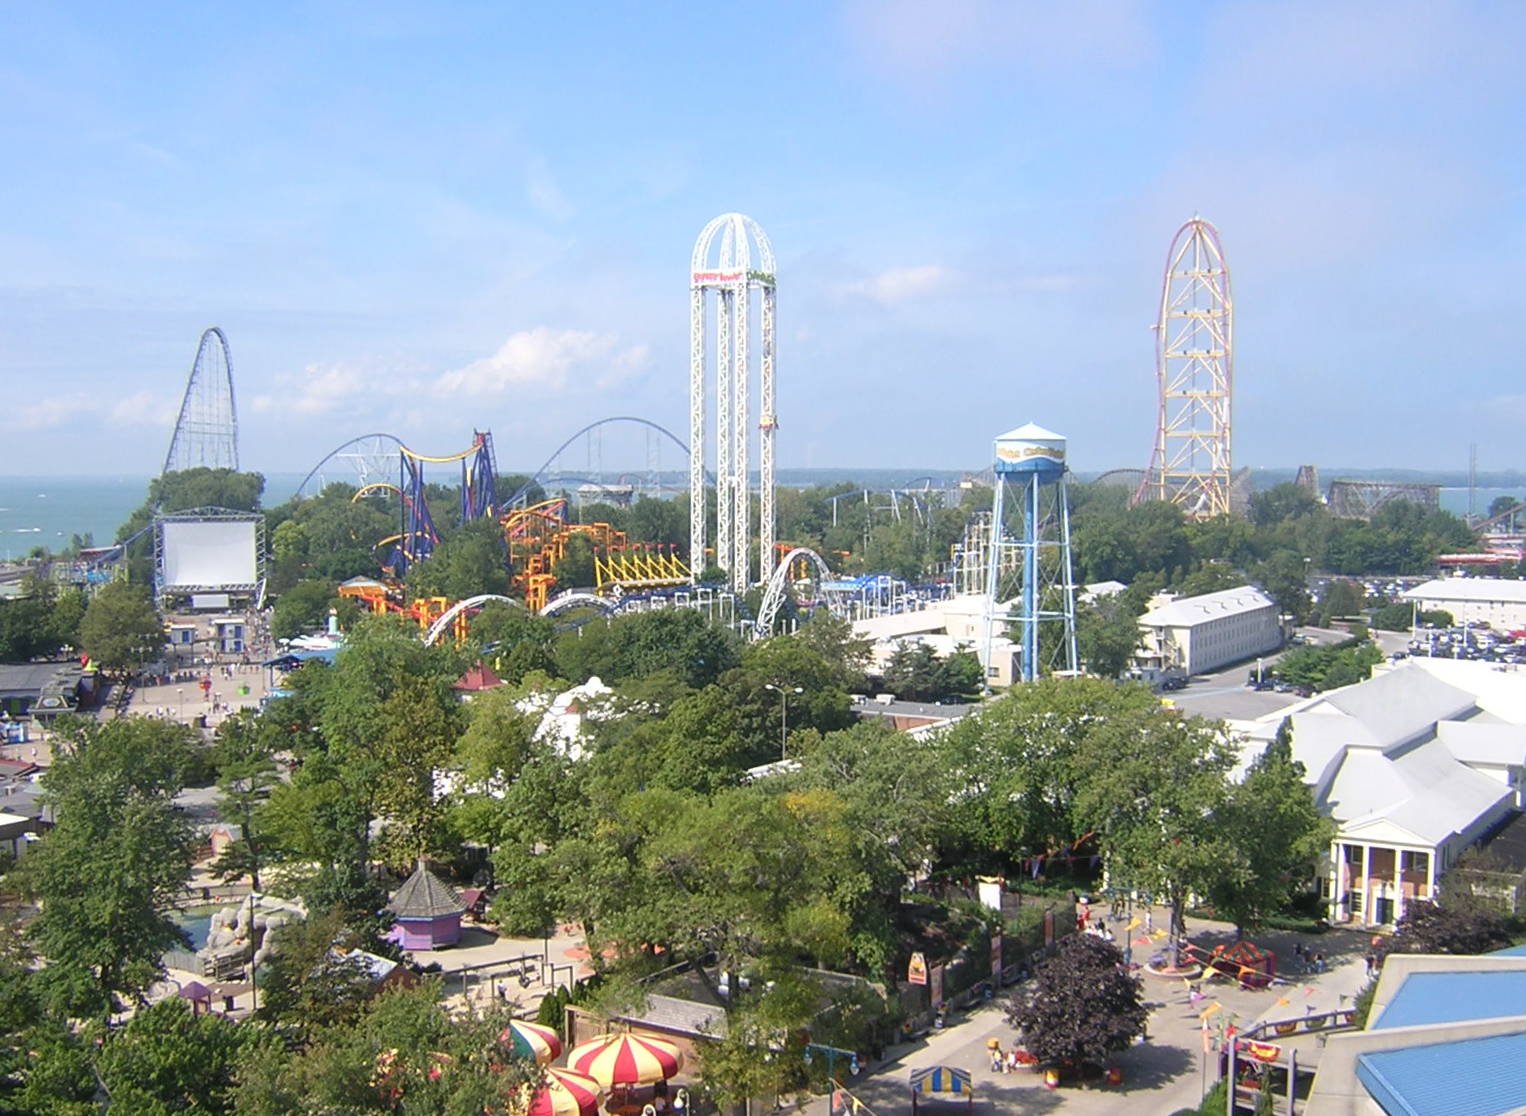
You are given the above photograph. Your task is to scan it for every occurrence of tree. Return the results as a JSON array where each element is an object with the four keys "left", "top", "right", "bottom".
[
  {"left": 1006, "top": 933, "right": 1147, "bottom": 1071},
  {"left": 1316, "top": 579, "right": 1366, "bottom": 625},
  {"left": 237, "top": 981, "right": 541, "bottom": 1114},
  {"left": 1487, "top": 494, "right": 1522, "bottom": 520},
  {"left": 19, "top": 717, "right": 198, "bottom": 1019},
  {"left": 271, "top": 579, "right": 339, "bottom": 641},
  {"left": 1392, "top": 898, "right": 1513, "bottom": 955},
  {"left": 1076, "top": 595, "right": 1143, "bottom": 679},
  {"left": 255, "top": 909, "right": 382, "bottom": 1040},
  {"left": 78, "top": 581, "right": 164, "bottom": 675},
  {"left": 209, "top": 710, "right": 282, "bottom": 890},
  {"left": 1207, "top": 724, "right": 1333, "bottom": 930},
  {"left": 1072, "top": 706, "right": 1237, "bottom": 952},
  {"left": 95, "top": 997, "right": 262, "bottom": 1114},
  {"left": 405, "top": 518, "right": 508, "bottom": 601}
]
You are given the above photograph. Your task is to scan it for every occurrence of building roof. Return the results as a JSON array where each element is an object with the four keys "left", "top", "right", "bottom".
[
  {"left": 1357, "top": 1031, "right": 1526, "bottom": 1116},
  {"left": 386, "top": 863, "right": 466, "bottom": 919},
  {"left": 1404, "top": 576, "right": 1526, "bottom": 604},
  {"left": 454, "top": 662, "right": 505, "bottom": 692},
  {"left": 1235, "top": 661, "right": 1518, "bottom": 848},
  {"left": 1139, "top": 585, "right": 1275, "bottom": 628},
  {"left": 1373, "top": 970, "right": 1526, "bottom": 1030},
  {"left": 1437, "top": 720, "right": 1526, "bottom": 769}
]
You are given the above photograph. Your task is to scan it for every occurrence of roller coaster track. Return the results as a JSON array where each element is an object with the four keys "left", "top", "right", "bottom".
[
  {"left": 422, "top": 594, "right": 523, "bottom": 646},
  {"left": 753, "top": 546, "right": 835, "bottom": 638},
  {"left": 506, "top": 416, "right": 707, "bottom": 508}
]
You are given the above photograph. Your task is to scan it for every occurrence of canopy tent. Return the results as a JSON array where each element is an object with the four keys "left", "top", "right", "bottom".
[
  {"left": 525, "top": 1068, "right": 603, "bottom": 1116},
  {"left": 910, "top": 1065, "right": 973, "bottom": 1113},
  {"left": 566, "top": 1033, "right": 684, "bottom": 1088},
  {"left": 502, "top": 1019, "right": 564, "bottom": 1066}
]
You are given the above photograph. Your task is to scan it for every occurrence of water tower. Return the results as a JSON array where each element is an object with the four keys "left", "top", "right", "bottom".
[{"left": 982, "top": 423, "right": 1078, "bottom": 684}]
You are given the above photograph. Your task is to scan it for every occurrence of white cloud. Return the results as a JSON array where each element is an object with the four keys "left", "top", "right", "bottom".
[
  {"left": 526, "top": 155, "right": 574, "bottom": 221},
  {"left": 435, "top": 328, "right": 645, "bottom": 396},
  {"left": 843, "top": 264, "right": 954, "bottom": 305},
  {"left": 110, "top": 391, "right": 178, "bottom": 426},
  {"left": 15, "top": 396, "right": 89, "bottom": 430},
  {"left": 251, "top": 362, "right": 378, "bottom": 417}
]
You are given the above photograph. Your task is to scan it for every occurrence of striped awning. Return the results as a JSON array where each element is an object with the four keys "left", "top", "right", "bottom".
[
  {"left": 525, "top": 1068, "right": 602, "bottom": 1116},
  {"left": 566, "top": 1033, "right": 684, "bottom": 1087},
  {"left": 910, "top": 1065, "right": 974, "bottom": 1097},
  {"left": 501, "top": 1019, "right": 564, "bottom": 1066}
]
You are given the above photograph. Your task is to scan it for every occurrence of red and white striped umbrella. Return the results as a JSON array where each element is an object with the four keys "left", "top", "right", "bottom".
[
  {"left": 501, "top": 1019, "right": 564, "bottom": 1066},
  {"left": 566, "top": 1033, "right": 684, "bottom": 1087},
  {"left": 525, "top": 1068, "right": 602, "bottom": 1116}
]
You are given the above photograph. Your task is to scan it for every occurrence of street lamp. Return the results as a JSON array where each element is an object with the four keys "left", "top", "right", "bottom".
[
  {"left": 177, "top": 687, "right": 185, "bottom": 721},
  {"left": 763, "top": 684, "right": 803, "bottom": 761},
  {"left": 803, "top": 1042, "right": 860, "bottom": 1083}
]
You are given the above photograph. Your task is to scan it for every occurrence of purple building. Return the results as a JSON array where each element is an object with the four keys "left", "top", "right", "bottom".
[{"left": 386, "top": 862, "right": 467, "bottom": 950}]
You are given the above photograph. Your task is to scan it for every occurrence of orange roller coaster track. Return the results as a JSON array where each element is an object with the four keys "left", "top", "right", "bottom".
[{"left": 500, "top": 499, "right": 690, "bottom": 612}]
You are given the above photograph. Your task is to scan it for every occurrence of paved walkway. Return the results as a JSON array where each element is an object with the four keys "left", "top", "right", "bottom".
[{"left": 791, "top": 911, "right": 1377, "bottom": 1115}]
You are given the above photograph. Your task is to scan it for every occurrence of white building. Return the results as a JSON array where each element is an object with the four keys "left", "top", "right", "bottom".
[
  {"left": 1233, "top": 659, "right": 1526, "bottom": 927},
  {"left": 853, "top": 594, "right": 1020, "bottom": 687},
  {"left": 1136, "top": 585, "right": 1282, "bottom": 676},
  {"left": 1403, "top": 576, "right": 1526, "bottom": 631}
]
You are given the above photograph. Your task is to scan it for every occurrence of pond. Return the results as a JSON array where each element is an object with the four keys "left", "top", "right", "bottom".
[{"left": 171, "top": 906, "right": 221, "bottom": 951}]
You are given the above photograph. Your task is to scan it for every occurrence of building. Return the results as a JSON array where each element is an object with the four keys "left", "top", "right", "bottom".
[
  {"left": 1403, "top": 576, "right": 1526, "bottom": 631},
  {"left": 1307, "top": 948, "right": 1526, "bottom": 1114},
  {"left": 0, "top": 661, "right": 88, "bottom": 721},
  {"left": 386, "top": 862, "right": 467, "bottom": 950},
  {"left": 1233, "top": 659, "right": 1526, "bottom": 928},
  {"left": 853, "top": 594, "right": 1020, "bottom": 688},
  {"left": 1135, "top": 585, "right": 1282, "bottom": 676}
]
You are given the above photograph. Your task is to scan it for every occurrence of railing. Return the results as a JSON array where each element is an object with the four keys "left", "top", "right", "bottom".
[{"left": 1239, "top": 1006, "right": 1358, "bottom": 1043}]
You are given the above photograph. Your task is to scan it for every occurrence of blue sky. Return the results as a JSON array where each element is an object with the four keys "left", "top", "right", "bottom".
[{"left": 2, "top": 1, "right": 1524, "bottom": 478}]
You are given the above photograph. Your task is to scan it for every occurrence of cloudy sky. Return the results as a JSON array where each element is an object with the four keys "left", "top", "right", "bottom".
[{"left": 2, "top": 1, "right": 1524, "bottom": 478}]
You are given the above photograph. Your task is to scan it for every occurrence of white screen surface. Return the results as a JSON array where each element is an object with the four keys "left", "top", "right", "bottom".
[{"left": 160, "top": 520, "right": 258, "bottom": 588}]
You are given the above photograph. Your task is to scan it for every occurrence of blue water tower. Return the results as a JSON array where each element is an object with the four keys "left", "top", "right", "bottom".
[{"left": 982, "top": 423, "right": 1078, "bottom": 684}]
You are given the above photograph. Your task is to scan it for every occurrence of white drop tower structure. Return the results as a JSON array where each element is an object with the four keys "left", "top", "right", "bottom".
[{"left": 689, "top": 213, "right": 777, "bottom": 593}]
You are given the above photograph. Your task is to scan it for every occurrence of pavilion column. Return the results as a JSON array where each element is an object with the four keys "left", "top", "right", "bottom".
[
  {"left": 1392, "top": 851, "right": 1404, "bottom": 925},
  {"left": 1360, "top": 844, "right": 1373, "bottom": 926}
]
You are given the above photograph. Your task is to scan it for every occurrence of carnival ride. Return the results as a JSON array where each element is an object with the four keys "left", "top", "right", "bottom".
[
  {"left": 1135, "top": 218, "right": 1234, "bottom": 520},
  {"left": 163, "top": 327, "right": 239, "bottom": 475},
  {"left": 501, "top": 498, "right": 689, "bottom": 612},
  {"left": 690, "top": 213, "right": 779, "bottom": 592}
]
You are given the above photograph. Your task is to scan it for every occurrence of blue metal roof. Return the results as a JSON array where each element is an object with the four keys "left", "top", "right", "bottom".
[
  {"left": 1358, "top": 1032, "right": 1526, "bottom": 1116},
  {"left": 1374, "top": 971, "right": 1526, "bottom": 1029},
  {"left": 1489, "top": 943, "right": 1526, "bottom": 957}
]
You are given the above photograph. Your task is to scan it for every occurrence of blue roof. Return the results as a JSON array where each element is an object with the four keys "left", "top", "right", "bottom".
[
  {"left": 1489, "top": 943, "right": 1526, "bottom": 957},
  {"left": 1358, "top": 1032, "right": 1526, "bottom": 1116},
  {"left": 1374, "top": 971, "right": 1526, "bottom": 1029}
]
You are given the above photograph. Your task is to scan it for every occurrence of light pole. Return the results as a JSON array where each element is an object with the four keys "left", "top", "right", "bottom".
[
  {"left": 177, "top": 687, "right": 185, "bottom": 721},
  {"left": 763, "top": 684, "right": 803, "bottom": 761},
  {"left": 803, "top": 1042, "right": 860, "bottom": 1085}
]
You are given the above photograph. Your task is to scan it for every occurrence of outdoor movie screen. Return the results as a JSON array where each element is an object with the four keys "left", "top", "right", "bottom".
[{"left": 160, "top": 519, "right": 259, "bottom": 588}]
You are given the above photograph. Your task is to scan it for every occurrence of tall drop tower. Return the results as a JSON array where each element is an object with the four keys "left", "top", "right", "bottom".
[
  {"left": 689, "top": 213, "right": 777, "bottom": 592},
  {"left": 163, "top": 326, "right": 239, "bottom": 474},
  {"left": 982, "top": 423, "right": 1078, "bottom": 684},
  {"left": 1138, "top": 218, "right": 1233, "bottom": 519}
]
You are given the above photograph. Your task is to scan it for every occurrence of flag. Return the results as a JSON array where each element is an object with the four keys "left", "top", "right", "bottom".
[{"left": 1199, "top": 1002, "right": 1222, "bottom": 1019}]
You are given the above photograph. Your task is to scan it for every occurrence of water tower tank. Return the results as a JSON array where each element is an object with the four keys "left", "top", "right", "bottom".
[{"left": 993, "top": 423, "right": 1066, "bottom": 477}]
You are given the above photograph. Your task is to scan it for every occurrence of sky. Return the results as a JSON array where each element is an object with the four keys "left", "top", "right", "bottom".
[{"left": 2, "top": 1, "right": 1524, "bottom": 479}]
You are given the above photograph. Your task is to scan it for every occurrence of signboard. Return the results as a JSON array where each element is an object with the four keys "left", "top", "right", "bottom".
[
  {"left": 990, "top": 933, "right": 1003, "bottom": 979},
  {"left": 907, "top": 952, "right": 928, "bottom": 986},
  {"left": 692, "top": 270, "right": 743, "bottom": 284},
  {"left": 929, "top": 964, "right": 944, "bottom": 1008}
]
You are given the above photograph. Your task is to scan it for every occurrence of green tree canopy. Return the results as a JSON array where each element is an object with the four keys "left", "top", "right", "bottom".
[
  {"left": 78, "top": 581, "right": 164, "bottom": 675},
  {"left": 20, "top": 717, "right": 199, "bottom": 1019}
]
